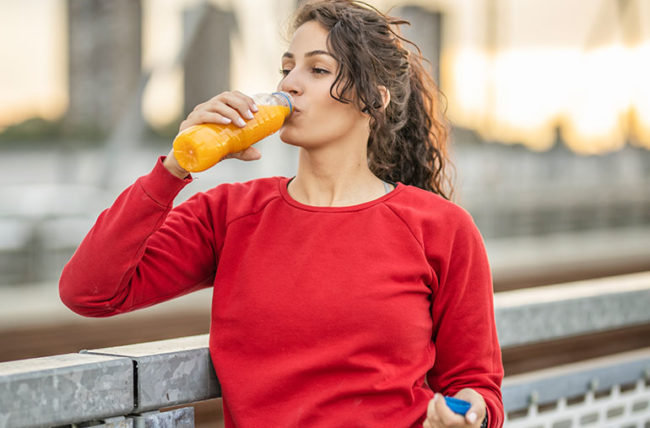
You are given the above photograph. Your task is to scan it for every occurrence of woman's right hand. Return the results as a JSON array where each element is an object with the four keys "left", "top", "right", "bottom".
[{"left": 164, "top": 91, "right": 262, "bottom": 179}]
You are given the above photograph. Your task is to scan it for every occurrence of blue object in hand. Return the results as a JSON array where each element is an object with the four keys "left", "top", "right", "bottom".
[{"left": 444, "top": 396, "right": 471, "bottom": 415}]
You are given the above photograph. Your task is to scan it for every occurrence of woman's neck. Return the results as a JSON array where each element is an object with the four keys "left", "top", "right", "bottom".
[{"left": 288, "top": 144, "right": 388, "bottom": 207}]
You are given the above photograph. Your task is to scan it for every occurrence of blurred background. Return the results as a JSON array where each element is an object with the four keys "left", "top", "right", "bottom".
[{"left": 0, "top": 0, "right": 649, "bottom": 425}]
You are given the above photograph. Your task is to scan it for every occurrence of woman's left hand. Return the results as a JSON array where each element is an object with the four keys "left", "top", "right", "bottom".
[{"left": 423, "top": 388, "right": 486, "bottom": 428}]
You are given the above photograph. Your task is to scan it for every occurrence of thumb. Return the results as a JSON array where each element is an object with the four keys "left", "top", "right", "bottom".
[
  {"left": 466, "top": 410, "right": 478, "bottom": 424},
  {"left": 465, "top": 405, "right": 485, "bottom": 426}
]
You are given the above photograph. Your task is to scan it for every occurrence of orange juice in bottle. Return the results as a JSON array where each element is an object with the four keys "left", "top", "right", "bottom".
[{"left": 173, "top": 92, "right": 293, "bottom": 172}]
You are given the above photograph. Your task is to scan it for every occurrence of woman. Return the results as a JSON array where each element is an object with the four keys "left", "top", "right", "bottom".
[{"left": 60, "top": 1, "right": 503, "bottom": 427}]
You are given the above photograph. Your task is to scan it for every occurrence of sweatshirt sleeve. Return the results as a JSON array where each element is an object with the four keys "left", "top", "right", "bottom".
[
  {"left": 426, "top": 208, "right": 504, "bottom": 427},
  {"left": 59, "top": 156, "right": 219, "bottom": 317}
]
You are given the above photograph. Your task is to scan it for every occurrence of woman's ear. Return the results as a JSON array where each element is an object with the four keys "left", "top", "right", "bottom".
[
  {"left": 361, "top": 86, "right": 391, "bottom": 114},
  {"left": 379, "top": 85, "right": 391, "bottom": 109}
]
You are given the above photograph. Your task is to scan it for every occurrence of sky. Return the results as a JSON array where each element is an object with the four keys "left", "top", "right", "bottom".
[{"left": 0, "top": 0, "right": 67, "bottom": 126}]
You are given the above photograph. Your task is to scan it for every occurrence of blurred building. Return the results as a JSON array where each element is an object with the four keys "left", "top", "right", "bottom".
[
  {"left": 0, "top": 0, "right": 649, "bottom": 285},
  {"left": 65, "top": 0, "right": 142, "bottom": 136},
  {"left": 182, "top": 4, "right": 236, "bottom": 117}
]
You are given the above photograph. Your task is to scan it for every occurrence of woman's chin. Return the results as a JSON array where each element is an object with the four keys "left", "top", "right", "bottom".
[{"left": 278, "top": 129, "right": 302, "bottom": 147}]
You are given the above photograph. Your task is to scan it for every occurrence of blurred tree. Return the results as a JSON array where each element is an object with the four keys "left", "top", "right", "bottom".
[{"left": 0, "top": 118, "right": 64, "bottom": 146}]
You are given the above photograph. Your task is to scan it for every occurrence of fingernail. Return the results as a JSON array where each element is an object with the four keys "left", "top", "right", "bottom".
[
  {"left": 433, "top": 394, "right": 440, "bottom": 402},
  {"left": 220, "top": 117, "right": 232, "bottom": 124},
  {"left": 251, "top": 104, "right": 259, "bottom": 113},
  {"left": 244, "top": 109, "right": 254, "bottom": 119},
  {"left": 467, "top": 412, "right": 477, "bottom": 423},
  {"left": 236, "top": 118, "right": 246, "bottom": 127}
]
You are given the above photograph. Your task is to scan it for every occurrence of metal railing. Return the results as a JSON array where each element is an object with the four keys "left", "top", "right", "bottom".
[
  {"left": 503, "top": 348, "right": 650, "bottom": 427},
  {"left": 1, "top": 271, "right": 649, "bottom": 427}
]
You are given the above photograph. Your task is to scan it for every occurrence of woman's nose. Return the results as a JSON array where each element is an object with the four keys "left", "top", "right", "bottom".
[{"left": 278, "top": 70, "right": 302, "bottom": 96}]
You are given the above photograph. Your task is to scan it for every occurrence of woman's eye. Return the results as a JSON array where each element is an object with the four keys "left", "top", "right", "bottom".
[{"left": 279, "top": 67, "right": 329, "bottom": 77}]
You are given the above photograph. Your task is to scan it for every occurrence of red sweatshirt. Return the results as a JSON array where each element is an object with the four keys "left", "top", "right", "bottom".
[{"left": 60, "top": 157, "right": 503, "bottom": 427}]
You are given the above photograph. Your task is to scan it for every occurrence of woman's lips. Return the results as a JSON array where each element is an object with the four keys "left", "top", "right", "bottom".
[{"left": 288, "top": 108, "right": 301, "bottom": 120}]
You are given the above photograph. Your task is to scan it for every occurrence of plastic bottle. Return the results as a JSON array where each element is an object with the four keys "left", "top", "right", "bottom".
[{"left": 173, "top": 92, "right": 293, "bottom": 172}]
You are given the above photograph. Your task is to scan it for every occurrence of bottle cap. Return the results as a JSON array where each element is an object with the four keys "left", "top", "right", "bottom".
[{"left": 272, "top": 91, "right": 293, "bottom": 114}]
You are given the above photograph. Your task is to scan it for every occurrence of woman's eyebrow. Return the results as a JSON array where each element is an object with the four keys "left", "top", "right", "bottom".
[{"left": 282, "top": 50, "right": 335, "bottom": 60}]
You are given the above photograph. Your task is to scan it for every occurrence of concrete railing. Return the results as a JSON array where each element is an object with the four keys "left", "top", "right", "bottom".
[
  {"left": 1, "top": 271, "right": 649, "bottom": 427},
  {"left": 494, "top": 271, "right": 650, "bottom": 347},
  {"left": 0, "top": 335, "right": 215, "bottom": 428}
]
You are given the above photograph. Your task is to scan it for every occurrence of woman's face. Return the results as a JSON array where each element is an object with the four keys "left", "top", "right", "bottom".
[{"left": 277, "top": 21, "right": 368, "bottom": 149}]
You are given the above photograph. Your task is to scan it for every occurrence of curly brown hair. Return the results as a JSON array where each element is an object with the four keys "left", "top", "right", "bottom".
[{"left": 291, "top": 0, "right": 453, "bottom": 198}]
